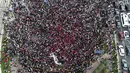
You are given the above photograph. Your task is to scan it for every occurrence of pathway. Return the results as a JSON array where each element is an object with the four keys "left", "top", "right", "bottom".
[
  {"left": 85, "top": 53, "right": 111, "bottom": 73},
  {"left": 0, "top": 0, "right": 11, "bottom": 73}
]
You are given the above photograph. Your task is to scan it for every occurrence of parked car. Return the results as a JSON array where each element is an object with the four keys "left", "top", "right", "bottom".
[
  {"left": 122, "top": 71, "right": 128, "bottom": 73},
  {"left": 119, "top": 45, "right": 125, "bottom": 56},
  {"left": 124, "top": 31, "right": 129, "bottom": 39},
  {"left": 119, "top": 5, "right": 126, "bottom": 11},
  {"left": 115, "top": 15, "right": 120, "bottom": 22},
  {"left": 122, "top": 59, "right": 127, "bottom": 71},
  {"left": 118, "top": 32, "right": 124, "bottom": 40},
  {"left": 125, "top": 5, "right": 130, "bottom": 12},
  {"left": 120, "top": 13, "right": 130, "bottom": 27},
  {"left": 128, "top": 68, "right": 130, "bottom": 73},
  {"left": 126, "top": 46, "right": 130, "bottom": 56},
  {"left": 116, "top": 21, "right": 121, "bottom": 28}
]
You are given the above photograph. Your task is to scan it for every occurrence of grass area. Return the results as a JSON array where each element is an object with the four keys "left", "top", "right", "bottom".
[
  {"left": 111, "top": 40, "right": 115, "bottom": 48},
  {"left": 92, "top": 41, "right": 110, "bottom": 73},
  {"left": 93, "top": 60, "right": 108, "bottom": 73},
  {"left": 102, "top": 42, "right": 107, "bottom": 53},
  {"left": 1, "top": 48, "right": 5, "bottom": 73},
  {"left": 1, "top": 27, "right": 10, "bottom": 73},
  {"left": 100, "top": 67, "right": 109, "bottom": 73},
  {"left": 111, "top": 46, "right": 118, "bottom": 73},
  {"left": 1, "top": 48, "right": 10, "bottom": 73},
  {"left": 1, "top": 52, "right": 10, "bottom": 72},
  {"left": 111, "top": 55, "right": 118, "bottom": 73}
]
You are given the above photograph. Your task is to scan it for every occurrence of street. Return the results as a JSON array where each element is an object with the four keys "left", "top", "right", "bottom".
[{"left": 114, "top": 0, "right": 130, "bottom": 72}]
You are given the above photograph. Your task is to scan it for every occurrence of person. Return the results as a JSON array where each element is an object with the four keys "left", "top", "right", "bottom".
[{"left": 4, "top": 0, "right": 116, "bottom": 72}]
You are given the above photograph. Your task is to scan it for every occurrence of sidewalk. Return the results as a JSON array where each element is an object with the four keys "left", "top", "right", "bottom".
[
  {"left": 85, "top": 53, "right": 111, "bottom": 73},
  {"left": 114, "top": 31, "right": 121, "bottom": 73},
  {"left": 0, "top": 0, "right": 11, "bottom": 73}
]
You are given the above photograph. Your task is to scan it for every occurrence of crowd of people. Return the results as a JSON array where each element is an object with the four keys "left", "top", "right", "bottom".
[{"left": 3, "top": 0, "right": 116, "bottom": 72}]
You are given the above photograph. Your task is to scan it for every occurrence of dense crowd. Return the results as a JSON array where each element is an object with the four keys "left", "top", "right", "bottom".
[{"left": 3, "top": 0, "right": 116, "bottom": 73}]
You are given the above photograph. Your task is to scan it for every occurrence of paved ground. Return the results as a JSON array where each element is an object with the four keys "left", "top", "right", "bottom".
[
  {"left": 114, "top": 31, "right": 122, "bottom": 73},
  {"left": 0, "top": 0, "right": 11, "bottom": 73},
  {"left": 10, "top": 57, "right": 22, "bottom": 73},
  {"left": 85, "top": 53, "right": 111, "bottom": 73}
]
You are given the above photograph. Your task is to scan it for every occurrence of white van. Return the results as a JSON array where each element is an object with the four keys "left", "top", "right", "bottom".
[
  {"left": 121, "top": 13, "right": 130, "bottom": 27},
  {"left": 118, "top": 45, "right": 125, "bottom": 56}
]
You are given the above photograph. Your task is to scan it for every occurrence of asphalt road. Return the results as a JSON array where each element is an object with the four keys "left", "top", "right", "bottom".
[
  {"left": 117, "top": 34, "right": 130, "bottom": 72},
  {"left": 115, "top": 10, "right": 130, "bottom": 73},
  {"left": 114, "top": 0, "right": 130, "bottom": 72},
  {"left": 123, "top": 38, "right": 130, "bottom": 66}
]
